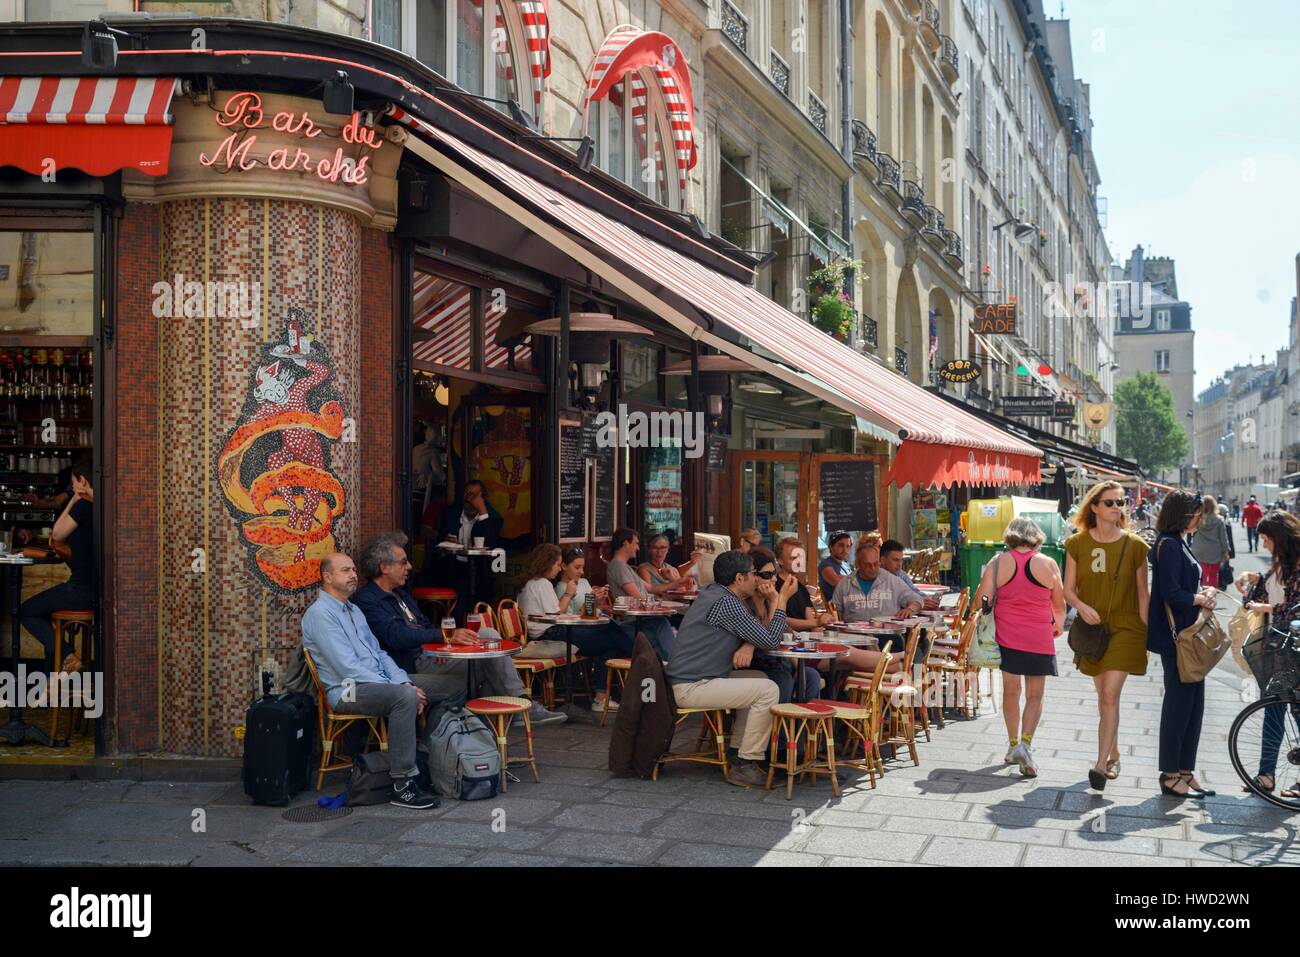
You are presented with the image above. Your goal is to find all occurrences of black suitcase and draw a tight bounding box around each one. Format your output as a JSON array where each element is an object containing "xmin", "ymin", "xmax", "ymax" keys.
[{"xmin": 243, "ymin": 690, "xmax": 316, "ymax": 806}]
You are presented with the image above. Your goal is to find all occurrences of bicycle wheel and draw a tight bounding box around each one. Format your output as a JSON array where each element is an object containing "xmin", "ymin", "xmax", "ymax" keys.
[{"xmin": 1228, "ymin": 695, "xmax": 1300, "ymax": 811}]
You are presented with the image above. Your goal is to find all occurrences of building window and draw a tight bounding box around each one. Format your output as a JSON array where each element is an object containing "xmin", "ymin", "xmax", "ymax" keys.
[
  {"xmin": 1155, "ymin": 350, "xmax": 1170, "ymax": 373},
  {"xmin": 1155, "ymin": 308, "xmax": 1171, "ymax": 331},
  {"xmin": 593, "ymin": 78, "xmax": 680, "ymax": 208}
]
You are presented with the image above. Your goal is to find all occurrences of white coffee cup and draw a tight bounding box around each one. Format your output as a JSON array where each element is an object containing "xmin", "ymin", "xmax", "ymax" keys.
[{"xmin": 473, "ymin": 537, "xmax": 485, "ymax": 548}]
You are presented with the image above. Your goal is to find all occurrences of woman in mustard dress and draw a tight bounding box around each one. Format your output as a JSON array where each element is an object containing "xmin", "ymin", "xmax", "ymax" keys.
[{"xmin": 1064, "ymin": 481, "xmax": 1151, "ymax": 792}]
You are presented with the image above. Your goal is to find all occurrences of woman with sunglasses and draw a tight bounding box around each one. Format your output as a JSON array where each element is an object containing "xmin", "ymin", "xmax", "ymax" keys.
[
  {"xmin": 1064, "ymin": 481, "xmax": 1151, "ymax": 791},
  {"xmin": 743, "ymin": 547, "xmax": 819, "ymax": 702}
]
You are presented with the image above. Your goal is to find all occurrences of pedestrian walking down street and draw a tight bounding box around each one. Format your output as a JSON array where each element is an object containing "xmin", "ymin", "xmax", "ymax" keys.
[
  {"xmin": 1236, "ymin": 511, "xmax": 1300, "ymax": 797},
  {"xmin": 1147, "ymin": 489, "xmax": 1218, "ymax": 799},
  {"xmin": 973, "ymin": 517, "xmax": 1066, "ymax": 778},
  {"xmin": 1063, "ymin": 481, "xmax": 1151, "ymax": 792},
  {"xmin": 1189, "ymin": 496, "xmax": 1230, "ymax": 587},
  {"xmin": 1243, "ymin": 495, "xmax": 1264, "ymax": 552}
]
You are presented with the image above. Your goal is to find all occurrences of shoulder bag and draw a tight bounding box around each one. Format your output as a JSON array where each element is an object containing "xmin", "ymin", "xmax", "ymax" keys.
[
  {"xmin": 1168, "ymin": 601, "xmax": 1230, "ymax": 683},
  {"xmin": 1067, "ymin": 535, "xmax": 1129, "ymax": 662},
  {"xmin": 969, "ymin": 554, "xmax": 1003, "ymax": 669}
]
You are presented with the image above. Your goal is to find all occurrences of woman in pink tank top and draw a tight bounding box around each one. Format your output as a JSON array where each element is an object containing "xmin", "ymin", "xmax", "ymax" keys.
[{"xmin": 973, "ymin": 517, "xmax": 1067, "ymax": 777}]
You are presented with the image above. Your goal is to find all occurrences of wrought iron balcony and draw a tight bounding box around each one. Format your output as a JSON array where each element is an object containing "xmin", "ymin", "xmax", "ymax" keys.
[
  {"xmin": 901, "ymin": 179, "xmax": 927, "ymax": 223},
  {"xmin": 808, "ymin": 91, "xmax": 828, "ymax": 135},
  {"xmin": 895, "ymin": 348, "xmax": 910, "ymax": 376},
  {"xmin": 919, "ymin": 0, "xmax": 941, "ymax": 50},
  {"xmin": 851, "ymin": 119, "xmax": 878, "ymax": 165},
  {"xmin": 876, "ymin": 151, "xmax": 901, "ymax": 197},
  {"xmin": 863, "ymin": 314, "xmax": 878, "ymax": 348},
  {"xmin": 942, "ymin": 228, "xmax": 963, "ymax": 264},
  {"xmin": 771, "ymin": 50, "xmax": 792, "ymax": 96},
  {"xmin": 923, "ymin": 205, "xmax": 946, "ymax": 248},
  {"xmin": 938, "ymin": 35, "xmax": 959, "ymax": 82},
  {"xmin": 721, "ymin": 0, "xmax": 749, "ymax": 53}
]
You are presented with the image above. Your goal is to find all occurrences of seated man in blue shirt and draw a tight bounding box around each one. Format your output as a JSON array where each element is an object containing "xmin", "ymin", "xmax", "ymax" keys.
[
  {"xmin": 353, "ymin": 531, "xmax": 566, "ymax": 727},
  {"xmin": 301, "ymin": 552, "xmax": 440, "ymax": 810}
]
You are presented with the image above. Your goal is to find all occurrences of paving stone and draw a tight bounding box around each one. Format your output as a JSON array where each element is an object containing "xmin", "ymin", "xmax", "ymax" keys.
[
  {"xmin": 463, "ymin": 851, "xmax": 564, "ymax": 867},
  {"xmin": 599, "ymin": 790, "xmax": 687, "ymax": 810},
  {"xmin": 549, "ymin": 803, "xmax": 665, "ymax": 833},
  {"xmin": 403, "ymin": 821, "xmax": 551, "ymax": 850},
  {"xmin": 878, "ymin": 816, "xmax": 997, "ymax": 840},
  {"xmin": 1156, "ymin": 839, "xmax": 1238, "ymax": 863},
  {"xmin": 440, "ymin": 797, "xmax": 562, "ymax": 825},
  {"xmin": 802, "ymin": 827, "xmax": 928, "ymax": 861},
  {"xmin": 1022, "ymin": 846, "xmax": 1188, "ymax": 867},
  {"xmin": 991, "ymin": 826, "xmax": 1064, "ymax": 846},
  {"xmin": 283, "ymin": 841, "xmax": 384, "ymax": 864},
  {"xmin": 372, "ymin": 845, "xmax": 476, "ymax": 866},
  {"xmin": 842, "ymin": 795, "xmax": 973, "ymax": 820},
  {"xmin": 651, "ymin": 811, "xmax": 805, "ymax": 850},
  {"xmin": 919, "ymin": 835, "xmax": 1023, "ymax": 866},
  {"xmin": 654, "ymin": 843, "xmax": 823, "ymax": 867},
  {"xmin": 541, "ymin": 831, "xmax": 666, "ymax": 864},
  {"xmin": 1063, "ymin": 830, "xmax": 1160, "ymax": 855},
  {"xmin": 319, "ymin": 817, "xmax": 420, "ymax": 843},
  {"xmin": 681, "ymin": 796, "xmax": 817, "ymax": 821},
  {"xmin": 822, "ymin": 856, "xmax": 937, "ymax": 866}
]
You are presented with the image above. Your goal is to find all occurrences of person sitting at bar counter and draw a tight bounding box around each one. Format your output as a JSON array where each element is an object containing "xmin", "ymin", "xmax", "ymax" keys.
[
  {"xmin": 819, "ymin": 532, "xmax": 853, "ymax": 603},
  {"xmin": 604, "ymin": 528, "xmax": 677, "ymax": 659},
  {"xmin": 353, "ymin": 532, "xmax": 566, "ymax": 727},
  {"xmin": 666, "ymin": 549, "xmax": 787, "ymax": 787},
  {"xmin": 21, "ymin": 461, "xmax": 95, "ymax": 672},
  {"xmin": 300, "ymin": 552, "xmax": 440, "ymax": 810},
  {"xmin": 420, "ymin": 478, "xmax": 501, "ymax": 617},
  {"xmin": 831, "ymin": 542, "xmax": 924, "ymax": 651}
]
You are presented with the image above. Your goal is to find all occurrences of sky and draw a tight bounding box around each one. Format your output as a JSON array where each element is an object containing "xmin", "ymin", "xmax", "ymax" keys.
[{"xmin": 1059, "ymin": 0, "xmax": 1300, "ymax": 395}]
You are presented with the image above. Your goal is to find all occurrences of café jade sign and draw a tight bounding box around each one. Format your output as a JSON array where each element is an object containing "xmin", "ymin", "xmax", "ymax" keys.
[{"xmin": 199, "ymin": 92, "xmax": 383, "ymax": 185}]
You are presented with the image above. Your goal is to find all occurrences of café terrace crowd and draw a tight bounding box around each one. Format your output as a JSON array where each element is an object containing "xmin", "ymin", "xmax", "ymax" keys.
[{"xmin": 301, "ymin": 477, "xmax": 965, "ymax": 807}]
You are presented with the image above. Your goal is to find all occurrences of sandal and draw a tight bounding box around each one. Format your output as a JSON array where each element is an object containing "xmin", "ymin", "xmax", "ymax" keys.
[
  {"xmin": 1282, "ymin": 784, "xmax": 1300, "ymax": 799},
  {"xmin": 1159, "ymin": 772, "xmax": 1189, "ymax": 797},
  {"xmin": 1243, "ymin": 773, "xmax": 1276, "ymax": 793},
  {"xmin": 1178, "ymin": 772, "xmax": 1210, "ymax": 799},
  {"xmin": 1087, "ymin": 767, "xmax": 1107, "ymax": 791},
  {"xmin": 1105, "ymin": 757, "xmax": 1121, "ymax": 780}
]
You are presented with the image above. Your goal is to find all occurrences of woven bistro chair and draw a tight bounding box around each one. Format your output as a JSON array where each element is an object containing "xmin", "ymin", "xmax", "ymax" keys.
[
  {"xmin": 876, "ymin": 627, "xmax": 922, "ymax": 768},
  {"xmin": 466, "ymin": 695, "xmax": 538, "ymax": 792},
  {"xmin": 765, "ymin": 701, "xmax": 841, "ymax": 800},
  {"xmin": 498, "ymin": 599, "xmax": 550, "ymax": 705},
  {"xmin": 653, "ymin": 708, "xmax": 731, "ymax": 782},
  {"xmin": 926, "ymin": 610, "xmax": 982, "ymax": 721},
  {"xmin": 301, "ymin": 648, "xmax": 388, "ymax": 791},
  {"xmin": 411, "ymin": 585, "xmax": 458, "ymax": 622},
  {"xmin": 472, "ymin": 601, "xmax": 497, "ymax": 631},
  {"xmin": 820, "ymin": 650, "xmax": 891, "ymax": 785}
]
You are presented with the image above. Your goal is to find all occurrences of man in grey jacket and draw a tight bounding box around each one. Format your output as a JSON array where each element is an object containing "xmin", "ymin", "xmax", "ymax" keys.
[{"xmin": 830, "ymin": 542, "xmax": 924, "ymax": 651}]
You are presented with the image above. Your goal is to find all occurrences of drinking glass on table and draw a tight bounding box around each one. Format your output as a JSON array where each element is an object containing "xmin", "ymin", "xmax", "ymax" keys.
[
  {"xmin": 440, "ymin": 617, "xmax": 457, "ymax": 643},
  {"xmin": 466, "ymin": 613, "xmax": 482, "ymax": 635}
]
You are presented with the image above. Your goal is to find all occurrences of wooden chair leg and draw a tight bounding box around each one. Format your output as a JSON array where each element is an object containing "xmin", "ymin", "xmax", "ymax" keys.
[
  {"xmin": 492, "ymin": 715, "xmax": 509, "ymax": 793},
  {"xmin": 521, "ymin": 710, "xmax": 539, "ymax": 783}
]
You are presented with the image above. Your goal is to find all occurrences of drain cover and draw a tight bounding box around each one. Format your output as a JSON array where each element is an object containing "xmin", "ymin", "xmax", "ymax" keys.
[{"xmin": 282, "ymin": 805, "xmax": 354, "ymax": 823}]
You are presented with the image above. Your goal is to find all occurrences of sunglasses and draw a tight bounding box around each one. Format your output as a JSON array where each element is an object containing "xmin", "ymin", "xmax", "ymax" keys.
[
  {"xmin": 755, "ymin": 570, "xmax": 776, "ymax": 580},
  {"xmin": 1100, "ymin": 498, "xmax": 1128, "ymax": 508}
]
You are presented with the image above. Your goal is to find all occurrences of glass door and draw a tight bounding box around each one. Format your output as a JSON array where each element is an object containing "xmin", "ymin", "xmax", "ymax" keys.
[{"xmin": 727, "ymin": 451, "xmax": 807, "ymax": 552}]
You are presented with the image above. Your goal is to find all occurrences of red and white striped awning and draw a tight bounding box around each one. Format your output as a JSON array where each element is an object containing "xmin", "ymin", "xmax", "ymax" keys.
[
  {"xmin": 516, "ymin": 0, "xmax": 551, "ymax": 118},
  {"xmin": 0, "ymin": 76, "xmax": 179, "ymax": 176},
  {"xmin": 581, "ymin": 26, "xmax": 696, "ymax": 195},
  {"xmin": 399, "ymin": 110, "xmax": 1040, "ymax": 489},
  {"xmin": 413, "ymin": 270, "xmax": 533, "ymax": 372}
]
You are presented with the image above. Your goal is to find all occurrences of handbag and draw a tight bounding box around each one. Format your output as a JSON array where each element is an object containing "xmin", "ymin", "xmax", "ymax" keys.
[
  {"xmin": 1218, "ymin": 560, "xmax": 1234, "ymax": 590},
  {"xmin": 1068, "ymin": 535, "xmax": 1128, "ymax": 662},
  {"xmin": 969, "ymin": 554, "xmax": 1002, "ymax": 669},
  {"xmin": 1167, "ymin": 602, "xmax": 1230, "ymax": 682},
  {"xmin": 1228, "ymin": 602, "xmax": 1266, "ymax": 673}
]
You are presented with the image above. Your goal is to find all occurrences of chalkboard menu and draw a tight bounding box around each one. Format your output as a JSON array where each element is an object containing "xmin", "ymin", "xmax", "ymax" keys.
[
  {"xmin": 705, "ymin": 433, "xmax": 728, "ymax": 473},
  {"xmin": 558, "ymin": 418, "xmax": 588, "ymax": 543},
  {"xmin": 591, "ymin": 432, "xmax": 617, "ymax": 541},
  {"xmin": 581, "ymin": 414, "xmax": 600, "ymax": 458},
  {"xmin": 820, "ymin": 459, "xmax": 877, "ymax": 532}
]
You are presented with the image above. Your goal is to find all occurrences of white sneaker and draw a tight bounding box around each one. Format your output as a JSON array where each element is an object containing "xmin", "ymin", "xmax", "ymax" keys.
[
  {"xmin": 1005, "ymin": 743, "xmax": 1022, "ymax": 765},
  {"xmin": 593, "ymin": 694, "xmax": 619, "ymax": 713},
  {"xmin": 1018, "ymin": 744, "xmax": 1038, "ymax": 778}
]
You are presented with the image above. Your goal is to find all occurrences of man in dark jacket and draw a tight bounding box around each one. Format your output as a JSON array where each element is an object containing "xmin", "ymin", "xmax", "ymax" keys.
[
  {"xmin": 354, "ymin": 531, "xmax": 565, "ymax": 726},
  {"xmin": 419, "ymin": 478, "xmax": 504, "ymax": 616},
  {"xmin": 608, "ymin": 632, "xmax": 676, "ymax": 778}
]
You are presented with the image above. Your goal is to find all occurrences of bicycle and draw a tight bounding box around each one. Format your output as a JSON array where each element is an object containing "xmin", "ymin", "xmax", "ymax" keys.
[{"xmin": 1228, "ymin": 612, "xmax": 1300, "ymax": 811}]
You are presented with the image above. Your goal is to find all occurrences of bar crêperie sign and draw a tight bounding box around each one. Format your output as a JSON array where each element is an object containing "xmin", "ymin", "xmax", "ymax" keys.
[{"xmin": 199, "ymin": 92, "xmax": 383, "ymax": 186}]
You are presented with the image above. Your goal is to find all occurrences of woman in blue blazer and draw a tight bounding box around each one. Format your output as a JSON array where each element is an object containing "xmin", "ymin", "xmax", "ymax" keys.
[{"xmin": 1148, "ymin": 488, "xmax": 1220, "ymax": 798}]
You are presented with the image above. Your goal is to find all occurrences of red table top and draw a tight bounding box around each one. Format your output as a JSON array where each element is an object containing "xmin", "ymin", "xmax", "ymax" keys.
[{"xmin": 421, "ymin": 639, "xmax": 521, "ymax": 655}]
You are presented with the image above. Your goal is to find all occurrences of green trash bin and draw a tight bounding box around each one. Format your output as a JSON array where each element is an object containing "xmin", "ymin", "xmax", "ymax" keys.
[{"xmin": 959, "ymin": 542, "xmax": 1005, "ymax": 590}]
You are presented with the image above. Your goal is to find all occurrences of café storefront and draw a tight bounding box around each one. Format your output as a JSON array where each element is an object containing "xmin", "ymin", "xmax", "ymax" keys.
[{"xmin": 0, "ymin": 17, "xmax": 1038, "ymax": 766}]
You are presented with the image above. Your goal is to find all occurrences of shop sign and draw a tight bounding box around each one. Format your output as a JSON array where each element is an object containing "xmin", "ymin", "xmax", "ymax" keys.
[
  {"xmin": 937, "ymin": 359, "xmax": 981, "ymax": 384},
  {"xmin": 1051, "ymin": 400, "xmax": 1076, "ymax": 423},
  {"xmin": 199, "ymin": 92, "xmax": 382, "ymax": 186},
  {"xmin": 972, "ymin": 302, "xmax": 1017, "ymax": 335},
  {"xmin": 1001, "ymin": 395, "xmax": 1056, "ymax": 417}
]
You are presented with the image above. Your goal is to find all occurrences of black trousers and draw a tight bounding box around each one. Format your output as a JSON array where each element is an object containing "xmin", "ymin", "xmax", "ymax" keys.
[{"xmin": 1158, "ymin": 650, "xmax": 1205, "ymax": 772}]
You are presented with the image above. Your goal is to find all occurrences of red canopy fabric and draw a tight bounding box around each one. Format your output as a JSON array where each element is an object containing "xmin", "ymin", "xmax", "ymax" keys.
[{"xmin": 886, "ymin": 440, "xmax": 1042, "ymax": 490}]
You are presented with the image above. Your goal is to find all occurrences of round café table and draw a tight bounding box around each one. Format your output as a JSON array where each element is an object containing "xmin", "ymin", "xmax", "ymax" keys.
[
  {"xmin": 763, "ymin": 643, "xmax": 851, "ymax": 703},
  {"xmin": 527, "ymin": 614, "xmax": 616, "ymax": 721},
  {"xmin": 422, "ymin": 639, "xmax": 521, "ymax": 698}
]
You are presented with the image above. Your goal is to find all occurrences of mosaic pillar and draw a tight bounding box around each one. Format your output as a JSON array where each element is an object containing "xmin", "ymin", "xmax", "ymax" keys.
[{"xmin": 154, "ymin": 199, "xmax": 360, "ymax": 756}]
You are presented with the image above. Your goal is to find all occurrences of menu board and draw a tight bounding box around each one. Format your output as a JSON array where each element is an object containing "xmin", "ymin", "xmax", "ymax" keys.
[
  {"xmin": 581, "ymin": 414, "xmax": 600, "ymax": 458},
  {"xmin": 591, "ymin": 432, "xmax": 617, "ymax": 542},
  {"xmin": 558, "ymin": 418, "xmax": 588, "ymax": 543},
  {"xmin": 705, "ymin": 433, "xmax": 728, "ymax": 473},
  {"xmin": 820, "ymin": 459, "xmax": 877, "ymax": 532}
]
